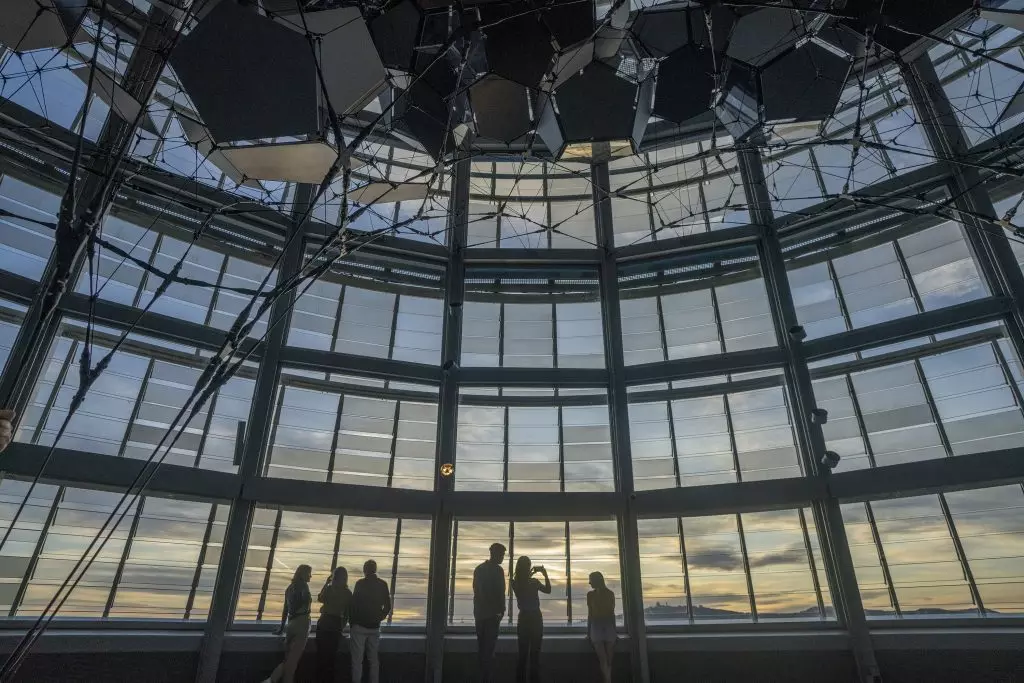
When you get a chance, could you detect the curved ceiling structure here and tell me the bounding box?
[3,2,1024,683]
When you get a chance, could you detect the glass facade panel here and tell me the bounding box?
[0,480,225,620]
[236,507,429,625]
[449,519,620,626]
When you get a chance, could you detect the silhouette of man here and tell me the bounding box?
[350,559,391,683]
[473,542,506,683]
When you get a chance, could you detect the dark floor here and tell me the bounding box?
[11,647,1024,682]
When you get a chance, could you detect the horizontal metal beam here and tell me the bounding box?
[614,225,761,265]
[456,365,608,387]
[828,447,1024,503]
[278,346,442,384]
[633,476,826,518]
[803,297,1012,360]
[446,491,623,519]
[241,476,435,517]
[624,347,785,386]
[0,443,241,502]
[464,248,602,266]
[59,292,262,357]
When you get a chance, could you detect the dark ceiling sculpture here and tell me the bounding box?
[160,0,979,164]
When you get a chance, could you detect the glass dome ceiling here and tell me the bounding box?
[3,2,1024,683]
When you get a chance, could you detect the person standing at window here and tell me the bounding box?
[316,566,352,683]
[473,542,507,683]
[350,559,392,683]
[512,556,550,683]
[264,564,312,683]
[586,572,617,683]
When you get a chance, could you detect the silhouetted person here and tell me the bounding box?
[317,566,352,683]
[265,564,312,683]
[350,559,391,683]
[512,556,550,683]
[473,542,507,683]
[587,572,617,683]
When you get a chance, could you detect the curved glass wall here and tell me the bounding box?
[2,9,1024,683]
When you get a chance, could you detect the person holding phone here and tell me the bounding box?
[511,556,550,683]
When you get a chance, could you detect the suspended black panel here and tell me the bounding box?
[540,0,596,50]
[840,0,972,56]
[536,61,647,156]
[275,7,387,117]
[481,8,555,88]
[170,0,320,143]
[632,8,694,59]
[652,44,718,124]
[761,41,851,123]
[471,74,534,144]
[369,0,423,72]
[726,6,804,68]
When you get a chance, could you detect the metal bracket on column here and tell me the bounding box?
[901,55,1024,363]
[194,184,313,683]
[424,150,470,683]
[592,161,650,683]
[737,146,882,683]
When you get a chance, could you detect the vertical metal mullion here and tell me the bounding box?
[387,519,402,626]
[329,283,347,353]
[386,286,402,361]
[192,389,221,468]
[551,297,558,369]
[864,501,901,617]
[664,398,683,488]
[825,259,854,334]
[593,161,649,683]
[797,508,827,619]
[502,406,510,493]
[9,487,63,617]
[326,394,345,483]
[913,355,986,613]
[331,515,344,573]
[29,338,79,446]
[914,359,952,457]
[937,492,985,615]
[255,508,283,621]
[386,399,402,488]
[185,504,219,620]
[103,496,145,617]
[844,375,879,469]
[262,387,287,478]
[116,359,154,459]
[806,148,829,198]
[738,145,879,682]
[197,181,312,682]
[734,513,758,622]
[992,339,1024,415]
[557,405,566,494]
[134,233,164,310]
[497,302,505,367]
[722,393,742,482]
[675,517,694,625]
[507,521,515,625]
[696,143,713,232]
[424,151,470,683]
[891,239,928,319]
[447,520,458,625]
[564,521,572,625]
[203,255,230,328]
